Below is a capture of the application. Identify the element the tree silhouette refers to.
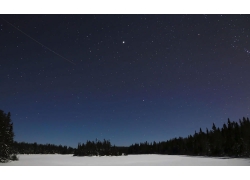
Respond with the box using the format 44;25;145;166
0;110;17;162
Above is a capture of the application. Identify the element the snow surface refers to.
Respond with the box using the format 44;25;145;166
1;154;249;166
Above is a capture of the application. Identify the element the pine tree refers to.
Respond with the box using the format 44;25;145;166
0;110;17;162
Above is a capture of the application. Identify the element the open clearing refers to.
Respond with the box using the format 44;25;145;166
1;154;250;166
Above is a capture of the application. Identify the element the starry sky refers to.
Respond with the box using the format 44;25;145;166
1;14;250;147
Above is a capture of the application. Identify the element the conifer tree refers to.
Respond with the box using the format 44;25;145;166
0;110;17;162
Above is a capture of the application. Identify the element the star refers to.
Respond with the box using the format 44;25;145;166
2;14;250;150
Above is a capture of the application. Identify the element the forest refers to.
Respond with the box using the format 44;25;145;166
12;142;75;154
1;109;250;162
74;139;128;156
127;118;250;157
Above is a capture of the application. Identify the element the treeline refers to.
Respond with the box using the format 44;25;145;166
13;117;250;157
2;108;250;161
13;141;75;154
74;139;128;156
128;117;250;157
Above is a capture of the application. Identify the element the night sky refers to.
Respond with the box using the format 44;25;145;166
1;14;250;147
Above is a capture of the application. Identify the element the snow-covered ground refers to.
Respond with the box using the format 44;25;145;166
1;154;249;165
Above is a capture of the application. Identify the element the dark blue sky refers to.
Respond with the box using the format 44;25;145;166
1;14;250;147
